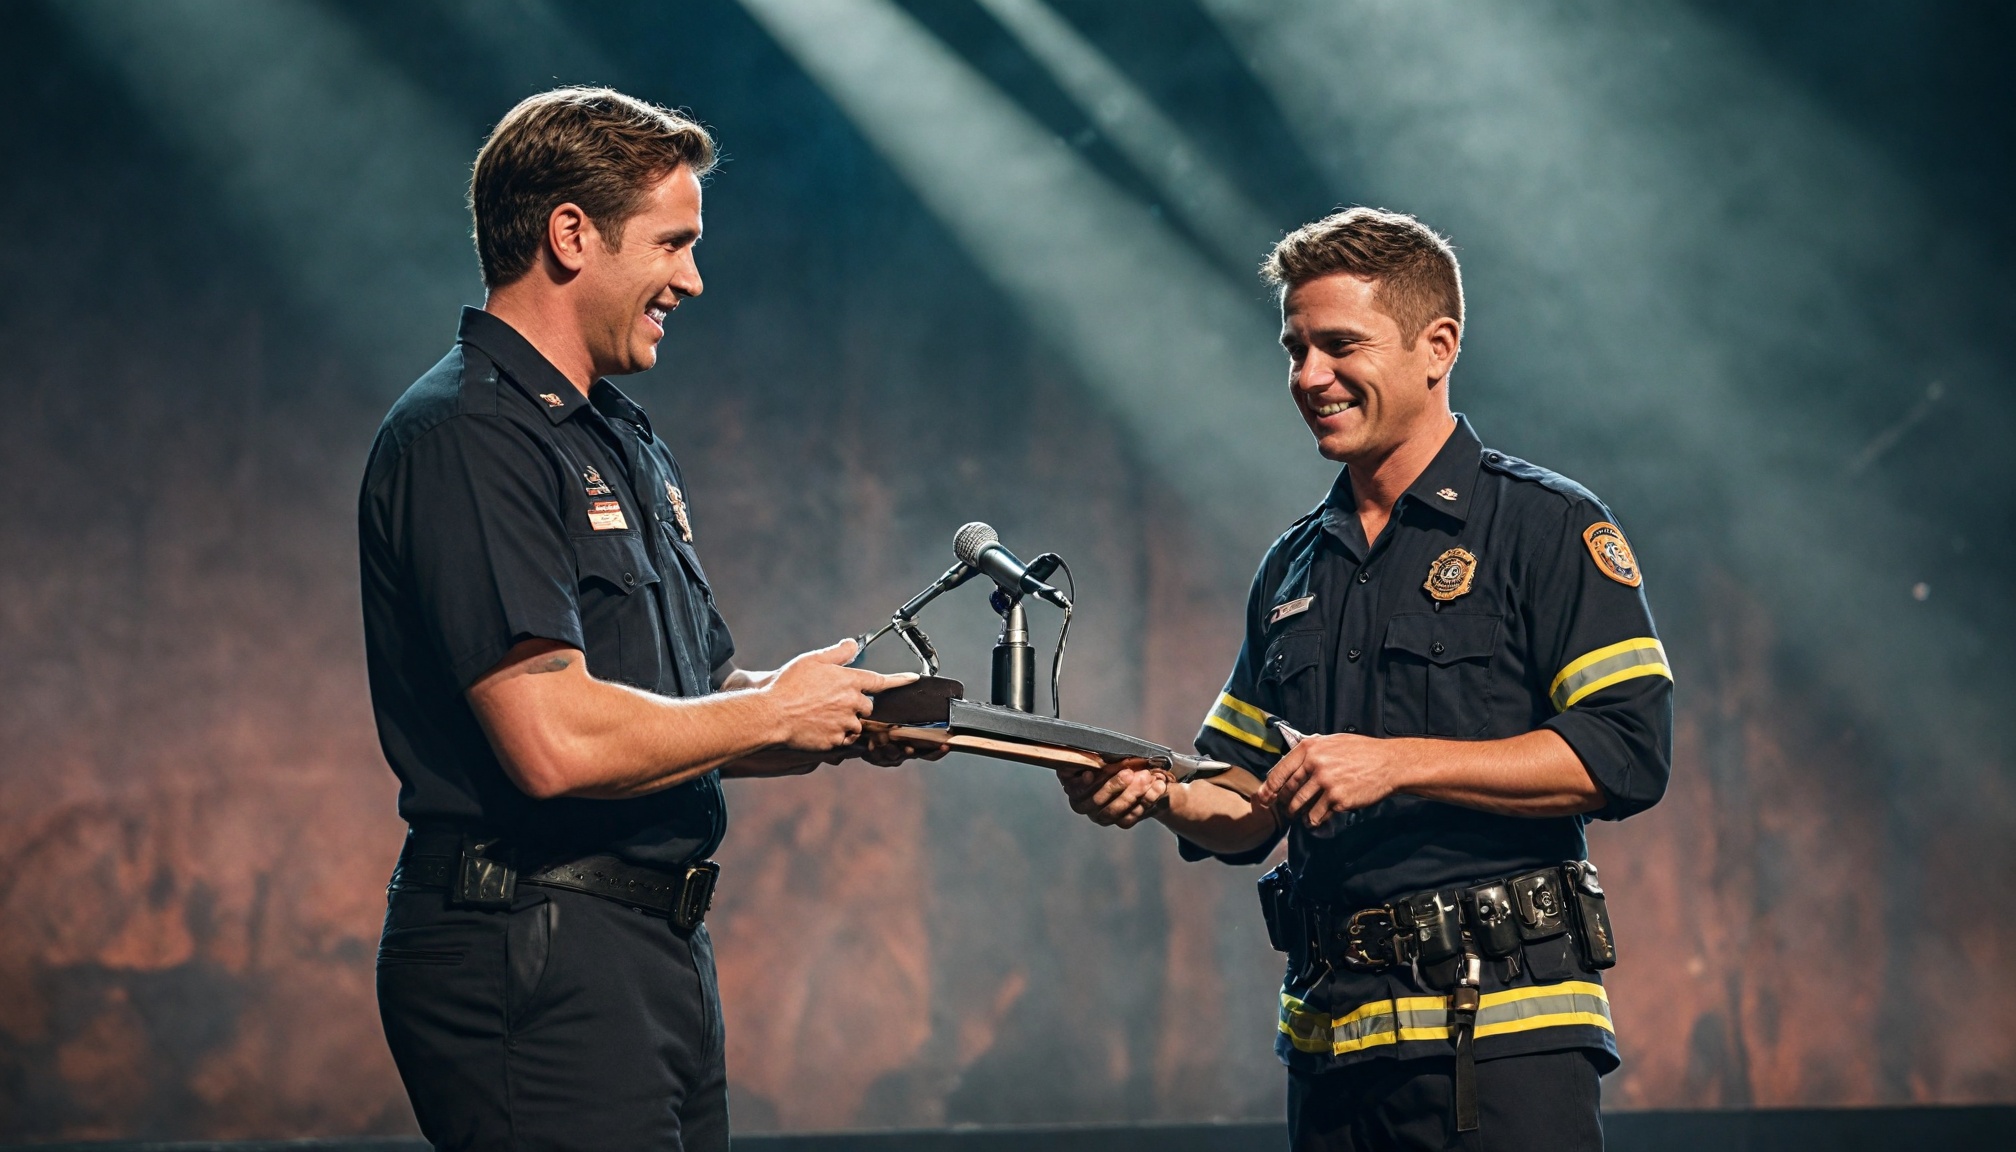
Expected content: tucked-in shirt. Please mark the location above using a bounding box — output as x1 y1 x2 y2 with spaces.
359 308 735 868
1186 415 1672 1073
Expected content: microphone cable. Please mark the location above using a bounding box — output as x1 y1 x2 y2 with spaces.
1047 557 1075 719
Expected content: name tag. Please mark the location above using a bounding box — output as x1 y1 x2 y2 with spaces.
587 500 629 531
1268 595 1314 626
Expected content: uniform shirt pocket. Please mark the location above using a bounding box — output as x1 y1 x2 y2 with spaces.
570 533 665 690
1258 629 1325 733
1379 613 1502 738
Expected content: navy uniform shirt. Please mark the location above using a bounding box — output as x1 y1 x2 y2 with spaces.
1187 415 1671 1073
359 308 735 869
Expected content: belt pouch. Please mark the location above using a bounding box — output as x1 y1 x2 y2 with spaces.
452 835 517 910
1565 861 1618 969
1257 863 1294 953
1509 867 1567 942
1397 890 1463 967
1463 881 1522 958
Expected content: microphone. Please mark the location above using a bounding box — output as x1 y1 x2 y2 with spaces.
954 522 1071 609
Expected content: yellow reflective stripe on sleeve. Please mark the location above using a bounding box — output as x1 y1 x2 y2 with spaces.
1204 693 1281 754
1549 638 1671 712
1280 981 1612 1056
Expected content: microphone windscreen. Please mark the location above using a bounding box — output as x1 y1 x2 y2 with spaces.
953 521 999 565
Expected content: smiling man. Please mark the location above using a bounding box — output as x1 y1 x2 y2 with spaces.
1059 208 1672 1150
358 89 918 1151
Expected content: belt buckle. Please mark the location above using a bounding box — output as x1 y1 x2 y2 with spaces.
1340 907 1398 971
672 860 720 930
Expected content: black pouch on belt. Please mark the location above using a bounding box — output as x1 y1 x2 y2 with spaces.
1463 881 1522 959
1508 866 1568 942
1396 889 1464 983
452 835 517 910
1565 860 1618 970
1257 862 1294 953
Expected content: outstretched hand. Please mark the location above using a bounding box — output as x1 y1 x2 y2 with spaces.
1056 758 1172 829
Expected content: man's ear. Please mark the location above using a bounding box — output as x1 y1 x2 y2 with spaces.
544 202 593 275
1423 316 1462 383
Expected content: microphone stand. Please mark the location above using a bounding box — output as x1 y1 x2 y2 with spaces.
991 594 1035 712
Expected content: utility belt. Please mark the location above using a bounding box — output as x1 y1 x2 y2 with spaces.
1257 860 1616 1133
391 828 719 931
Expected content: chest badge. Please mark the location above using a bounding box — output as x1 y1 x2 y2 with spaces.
1436 488 1459 502
587 499 628 532
539 392 565 408
1582 522 1642 587
1268 595 1315 627
664 481 693 543
582 466 612 497
1424 547 1478 601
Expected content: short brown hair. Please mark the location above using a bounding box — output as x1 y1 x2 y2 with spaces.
1262 207 1463 348
470 87 717 288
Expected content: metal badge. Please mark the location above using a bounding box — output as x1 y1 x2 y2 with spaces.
1436 487 1459 501
538 392 565 408
664 481 693 542
1424 547 1478 601
1582 522 1642 587
582 466 612 496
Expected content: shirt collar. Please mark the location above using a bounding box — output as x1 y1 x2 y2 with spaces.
590 378 654 442
1321 413 1486 531
456 307 589 425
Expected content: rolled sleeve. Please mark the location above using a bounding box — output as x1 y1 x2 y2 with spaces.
386 416 583 689
1180 561 1290 864
1531 500 1674 821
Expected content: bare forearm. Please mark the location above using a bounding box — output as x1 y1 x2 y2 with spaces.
489 674 782 799
1391 729 1602 816
1154 778 1280 855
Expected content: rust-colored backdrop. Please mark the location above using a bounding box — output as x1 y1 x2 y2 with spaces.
4 0 2013 1140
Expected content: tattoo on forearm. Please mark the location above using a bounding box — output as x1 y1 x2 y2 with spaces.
529 655 571 675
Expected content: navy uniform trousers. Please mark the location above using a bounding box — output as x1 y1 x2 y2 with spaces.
377 884 729 1151
1290 1051 1604 1152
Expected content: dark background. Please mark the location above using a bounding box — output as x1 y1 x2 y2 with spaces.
1 0 2011 1140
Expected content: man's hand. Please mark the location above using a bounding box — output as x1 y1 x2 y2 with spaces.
1056 759 1171 829
1254 733 1398 829
757 639 917 751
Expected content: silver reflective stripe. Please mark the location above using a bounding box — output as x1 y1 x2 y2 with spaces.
1549 638 1670 711
1204 693 1280 753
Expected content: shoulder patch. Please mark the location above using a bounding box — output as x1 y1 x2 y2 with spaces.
1582 522 1642 587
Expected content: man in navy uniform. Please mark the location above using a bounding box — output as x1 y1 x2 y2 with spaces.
359 88 920 1151
1062 207 1671 1150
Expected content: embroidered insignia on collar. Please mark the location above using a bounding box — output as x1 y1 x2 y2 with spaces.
1437 488 1459 501
1424 548 1478 601
665 481 693 543
582 466 612 497
1583 522 1642 587
539 392 565 408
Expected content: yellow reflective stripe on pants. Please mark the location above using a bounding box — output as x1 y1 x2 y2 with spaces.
1280 981 1613 1056
1205 692 1281 754
1549 638 1670 711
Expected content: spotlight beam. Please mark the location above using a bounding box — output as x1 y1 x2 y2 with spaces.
54 0 481 382
738 0 1327 556
972 0 1280 273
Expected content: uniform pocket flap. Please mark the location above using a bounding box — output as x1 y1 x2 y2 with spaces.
1261 630 1324 684
571 533 660 594
1383 614 1500 665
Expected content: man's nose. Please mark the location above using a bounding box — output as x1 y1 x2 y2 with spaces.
673 253 704 300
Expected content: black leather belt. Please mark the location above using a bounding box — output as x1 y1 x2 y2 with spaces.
392 831 719 931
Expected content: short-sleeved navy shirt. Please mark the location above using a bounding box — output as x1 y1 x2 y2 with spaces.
359 308 735 868
1186 415 1672 1072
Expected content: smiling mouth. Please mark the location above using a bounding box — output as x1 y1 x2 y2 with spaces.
644 306 668 332
1311 399 1359 417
